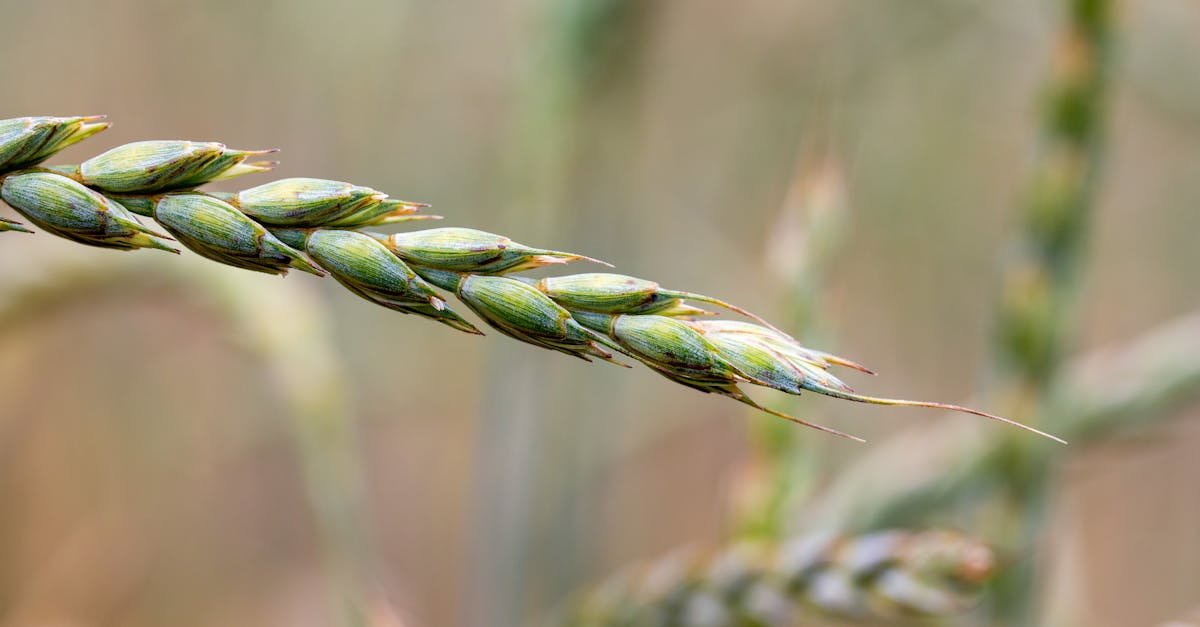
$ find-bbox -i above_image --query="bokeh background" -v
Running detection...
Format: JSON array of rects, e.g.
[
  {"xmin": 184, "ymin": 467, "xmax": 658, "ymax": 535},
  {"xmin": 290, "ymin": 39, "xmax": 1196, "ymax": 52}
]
[{"xmin": 1, "ymin": 0, "xmax": 1198, "ymax": 626}]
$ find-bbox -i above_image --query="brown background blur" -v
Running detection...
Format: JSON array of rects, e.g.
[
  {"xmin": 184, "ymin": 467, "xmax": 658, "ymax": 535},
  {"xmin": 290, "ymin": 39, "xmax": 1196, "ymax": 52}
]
[{"xmin": 1, "ymin": 1, "xmax": 1198, "ymax": 626}]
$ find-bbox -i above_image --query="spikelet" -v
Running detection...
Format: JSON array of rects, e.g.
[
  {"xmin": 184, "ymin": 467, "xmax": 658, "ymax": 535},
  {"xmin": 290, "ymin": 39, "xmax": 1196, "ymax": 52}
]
[
  {"xmin": 75, "ymin": 140, "xmax": 276, "ymax": 193},
  {"xmin": 230, "ymin": 177, "xmax": 435, "ymax": 227},
  {"xmin": 691, "ymin": 320, "xmax": 875, "ymax": 374},
  {"xmin": 536, "ymin": 272, "xmax": 777, "ymax": 326},
  {"xmin": 0, "ymin": 171, "xmax": 177, "ymax": 252},
  {"xmin": 376, "ymin": 227, "xmax": 610, "ymax": 274},
  {"xmin": 576, "ymin": 312, "xmax": 863, "ymax": 440},
  {"xmin": 298, "ymin": 229, "xmax": 480, "ymax": 334},
  {"xmin": 453, "ymin": 274, "xmax": 624, "ymax": 363},
  {"xmin": 0, "ymin": 115, "xmax": 109, "ymax": 172},
  {"xmin": 149, "ymin": 193, "xmax": 323, "ymax": 276}
]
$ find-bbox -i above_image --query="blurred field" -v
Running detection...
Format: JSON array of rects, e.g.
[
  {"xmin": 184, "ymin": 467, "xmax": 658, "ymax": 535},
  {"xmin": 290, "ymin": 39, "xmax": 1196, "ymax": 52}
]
[{"xmin": 1, "ymin": 1, "xmax": 1199, "ymax": 626}]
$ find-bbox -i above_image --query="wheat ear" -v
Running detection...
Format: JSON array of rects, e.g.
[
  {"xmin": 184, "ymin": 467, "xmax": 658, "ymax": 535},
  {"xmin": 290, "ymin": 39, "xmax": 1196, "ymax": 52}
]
[
  {"xmin": 0, "ymin": 116, "xmax": 1061, "ymax": 443},
  {"xmin": 556, "ymin": 529, "xmax": 997, "ymax": 626}
]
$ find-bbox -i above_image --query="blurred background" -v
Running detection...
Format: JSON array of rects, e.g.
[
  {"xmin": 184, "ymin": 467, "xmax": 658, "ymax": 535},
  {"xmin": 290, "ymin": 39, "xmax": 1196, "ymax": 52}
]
[{"xmin": 1, "ymin": 0, "xmax": 1198, "ymax": 625}]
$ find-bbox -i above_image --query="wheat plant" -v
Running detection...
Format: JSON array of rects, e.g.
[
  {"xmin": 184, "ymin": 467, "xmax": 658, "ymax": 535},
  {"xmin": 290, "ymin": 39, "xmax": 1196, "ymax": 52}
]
[{"xmin": 0, "ymin": 115, "xmax": 1061, "ymax": 445}]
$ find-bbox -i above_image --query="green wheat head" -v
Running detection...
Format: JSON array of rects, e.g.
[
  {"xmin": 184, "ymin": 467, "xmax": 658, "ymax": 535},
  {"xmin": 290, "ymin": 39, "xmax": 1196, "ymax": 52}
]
[{"xmin": 0, "ymin": 115, "xmax": 1062, "ymax": 444}]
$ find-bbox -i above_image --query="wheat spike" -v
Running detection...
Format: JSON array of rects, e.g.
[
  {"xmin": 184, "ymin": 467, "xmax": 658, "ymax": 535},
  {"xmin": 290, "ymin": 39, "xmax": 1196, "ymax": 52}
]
[
  {"xmin": 0, "ymin": 115, "xmax": 1060, "ymax": 443},
  {"xmin": 556, "ymin": 529, "xmax": 996, "ymax": 626}
]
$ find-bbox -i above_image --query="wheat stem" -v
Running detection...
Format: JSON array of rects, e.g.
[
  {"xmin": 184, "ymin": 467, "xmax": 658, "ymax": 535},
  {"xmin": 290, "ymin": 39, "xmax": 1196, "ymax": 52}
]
[{"xmin": 983, "ymin": 0, "xmax": 1114, "ymax": 618}]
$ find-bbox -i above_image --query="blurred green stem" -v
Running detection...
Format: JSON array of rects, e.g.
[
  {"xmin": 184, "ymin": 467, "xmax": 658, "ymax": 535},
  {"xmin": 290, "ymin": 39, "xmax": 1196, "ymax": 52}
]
[
  {"xmin": 985, "ymin": 0, "xmax": 1113, "ymax": 619},
  {"xmin": 0, "ymin": 258, "xmax": 377, "ymax": 627}
]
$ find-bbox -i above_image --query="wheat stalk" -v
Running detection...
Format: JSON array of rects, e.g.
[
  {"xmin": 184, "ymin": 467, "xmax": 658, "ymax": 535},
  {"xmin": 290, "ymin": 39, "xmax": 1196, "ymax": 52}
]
[
  {"xmin": 992, "ymin": 0, "xmax": 1113, "ymax": 401},
  {"xmin": 975, "ymin": 0, "xmax": 1114, "ymax": 619},
  {"xmin": 0, "ymin": 255, "xmax": 385, "ymax": 627},
  {"xmin": 0, "ymin": 115, "xmax": 1062, "ymax": 444},
  {"xmin": 555, "ymin": 529, "xmax": 996, "ymax": 626}
]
